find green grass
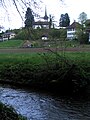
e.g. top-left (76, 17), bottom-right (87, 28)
top-left (0, 53), bottom-right (45, 65)
top-left (0, 40), bottom-right (24, 48)
top-left (0, 51), bottom-right (90, 64)
top-left (65, 52), bottom-right (90, 62)
top-left (0, 39), bottom-right (90, 48)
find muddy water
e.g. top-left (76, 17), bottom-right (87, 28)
top-left (0, 85), bottom-right (90, 120)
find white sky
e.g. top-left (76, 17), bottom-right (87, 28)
top-left (0, 0), bottom-right (90, 30)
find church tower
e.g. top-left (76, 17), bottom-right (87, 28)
top-left (43, 6), bottom-right (48, 21)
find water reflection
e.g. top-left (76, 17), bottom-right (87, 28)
top-left (0, 85), bottom-right (90, 120)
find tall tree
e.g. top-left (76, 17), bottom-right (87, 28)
top-left (65, 13), bottom-right (70, 26)
top-left (78, 12), bottom-right (88, 44)
top-left (78, 12), bottom-right (87, 25)
top-left (24, 7), bottom-right (34, 28)
top-left (59, 14), bottom-right (65, 27)
top-left (24, 7), bottom-right (34, 40)
top-left (49, 15), bottom-right (55, 29)
top-left (59, 13), bottom-right (70, 27)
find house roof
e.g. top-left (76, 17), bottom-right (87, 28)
top-left (67, 21), bottom-right (81, 29)
top-left (3, 32), bottom-right (15, 36)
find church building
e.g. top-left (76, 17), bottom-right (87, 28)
top-left (33, 7), bottom-right (50, 29)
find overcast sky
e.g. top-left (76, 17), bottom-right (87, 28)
top-left (0, 0), bottom-right (90, 31)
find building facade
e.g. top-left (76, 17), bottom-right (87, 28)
top-left (67, 21), bottom-right (81, 40)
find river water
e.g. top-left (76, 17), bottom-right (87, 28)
top-left (0, 85), bottom-right (90, 120)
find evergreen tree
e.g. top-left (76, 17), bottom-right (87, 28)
top-left (65, 13), bottom-right (70, 26)
top-left (24, 7), bottom-right (34, 28)
top-left (59, 14), bottom-right (65, 27)
top-left (59, 13), bottom-right (70, 27)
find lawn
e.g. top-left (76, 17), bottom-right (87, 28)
top-left (0, 39), bottom-right (24, 48)
top-left (0, 51), bottom-right (90, 64)
top-left (0, 39), bottom-right (90, 48)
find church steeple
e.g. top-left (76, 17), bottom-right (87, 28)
top-left (43, 6), bottom-right (48, 21)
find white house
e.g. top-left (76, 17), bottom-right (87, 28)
top-left (33, 21), bottom-right (49, 29)
top-left (2, 32), bottom-right (16, 40)
top-left (67, 21), bottom-right (81, 40)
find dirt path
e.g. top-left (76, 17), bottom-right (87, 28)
top-left (0, 47), bottom-right (90, 53)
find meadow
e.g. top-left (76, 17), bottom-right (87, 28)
top-left (0, 39), bottom-right (24, 48)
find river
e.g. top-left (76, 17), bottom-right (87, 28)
top-left (0, 85), bottom-right (90, 120)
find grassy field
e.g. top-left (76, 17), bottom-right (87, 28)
top-left (0, 51), bottom-right (90, 63)
top-left (0, 39), bottom-right (90, 48)
top-left (0, 40), bottom-right (24, 48)
top-left (0, 51), bottom-right (90, 72)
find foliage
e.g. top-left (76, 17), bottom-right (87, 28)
top-left (78, 12), bottom-right (87, 25)
top-left (77, 12), bottom-right (88, 44)
top-left (0, 52), bottom-right (89, 94)
top-left (77, 32), bottom-right (89, 44)
top-left (14, 28), bottom-right (66, 41)
top-left (59, 13), bottom-right (70, 27)
top-left (24, 7), bottom-right (34, 28)
top-left (15, 28), bottom-right (29, 40)
top-left (49, 29), bottom-right (60, 39)
top-left (49, 28), bottom-right (66, 39)
top-left (0, 102), bottom-right (26, 120)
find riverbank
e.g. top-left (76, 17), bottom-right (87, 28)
top-left (0, 51), bottom-right (90, 95)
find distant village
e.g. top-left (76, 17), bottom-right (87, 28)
top-left (0, 8), bottom-right (90, 43)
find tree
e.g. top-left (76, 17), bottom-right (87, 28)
top-left (24, 7), bottom-right (34, 28)
top-left (78, 12), bottom-right (87, 25)
top-left (0, 0), bottom-right (41, 20)
top-left (78, 12), bottom-right (88, 44)
top-left (59, 13), bottom-right (70, 27)
top-left (49, 15), bottom-right (55, 29)
top-left (24, 7), bottom-right (34, 40)
top-left (65, 13), bottom-right (70, 26)
top-left (0, 0), bottom-right (63, 20)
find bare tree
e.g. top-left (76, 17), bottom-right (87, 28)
top-left (0, 0), bottom-right (63, 17)
top-left (0, 0), bottom-right (43, 20)
top-left (0, 0), bottom-right (63, 27)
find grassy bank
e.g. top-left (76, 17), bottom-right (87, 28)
top-left (0, 51), bottom-right (90, 95)
top-left (0, 102), bottom-right (26, 120)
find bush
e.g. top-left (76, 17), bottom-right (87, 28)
top-left (0, 102), bottom-right (26, 120)
top-left (78, 32), bottom-right (89, 44)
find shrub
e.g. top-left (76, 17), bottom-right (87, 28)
top-left (0, 102), bottom-right (26, 120)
